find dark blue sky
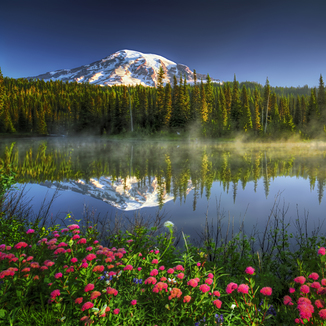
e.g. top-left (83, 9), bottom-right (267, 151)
top-left (1, 0), bottom-right (326, 87)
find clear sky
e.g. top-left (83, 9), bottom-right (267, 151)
top-left (1, 0), bottom-right (326, 87)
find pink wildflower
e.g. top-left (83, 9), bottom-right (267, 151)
top-left (319, 309), bottom-right (326, 320)
top-left (226, 282), bottom-right (238, 294)
top-left (294, 276), bottom-right (306, 285)
top-left (238, 284), bottom-right (249, 294)
top-left (71, 257), bottom-right (78, 263)
top-left (311, 282), bottom-right (321, 289)
top-left (81, 302), bottom-right (94, 311)
top-left (213, 290), bottom-right (221, 297)
top-left (167, 268), bottom-right (174, 274)
top-left (26, 229), bottom-right (35, 234)
top-left (318, 247), bottom-right (326, 255)
top-left (51, 289), bottom-right (61, 298)
top-left (283, 295), bottom-right (292, 305)
top-left (54, 273), bottom-right (63, 279)
top-left (207, 273), bottom-right (214, 279)
top-left (213, 299), bottom-right (222, 308)
top-left (315, 299), bottom-right (325, 308)
top-left (300, 285), bottom-right (310, 294)
top-left (205, 278), bottom-right (213, 285)
top-left (113, 308), bottom-right (120, 314)
top-left (187, 279), bottom-right (198, 288)
top-left (159, 266), bottom-right (165, 271)
top-left (84, 283), bottom-right (95, 292)
top-left (183, 295), bottom-right (191, 303)
top-left (289, 287), bottom-right (295, 293)
top-left (245, 266), bottom-right (255, 275)
top-left (85, 254), bottom-right (97, 261)
top-left (150, 269), bottom-right (158, 276)
top-left (90, 291), bottom-right (101, 300)
top-left (131, 300), bottom-right (137, 305)
top-left (124, 265), bottom-right (133, 271)
top-left (175, 265), bottom-right (184, 271)
top-left (260, 287), bottom-right (272, 296)
top-left (199, 284), bottom-right (210, 293)
top-left (308, 273), bottom-right (319, 281)
top-left (177, 273), bottom-right (184, 280)
top-left (151, 259), bottom-right (159, 264)
top-left (93, 265), bottom-right (104, 273)
top-left (77, 238), bottom-right (87, 244)
top-left (75, 297), bottom-right (83, 304)
top-left (68, 224), bottom-right (80, 231)
top-left (14, 242), bottom-right (28, 250)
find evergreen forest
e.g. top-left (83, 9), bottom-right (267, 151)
top-left (0, 66), bottom-right (326, 140)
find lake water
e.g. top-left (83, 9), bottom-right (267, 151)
top-left (1, 137), bottom-right (326, 254)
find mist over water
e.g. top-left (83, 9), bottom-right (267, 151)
top-left (1, 137), bottom-right (326, 253)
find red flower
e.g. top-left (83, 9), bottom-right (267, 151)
top-left (213, 299), bottom-right (222, 309)
top-left (90, 291), bottom-right (101, 300)
top-left (84, 283), bottom-right (95, 292)
top-left (260, 287), bottom-right (272, 296)
top-left (245, 266), bottom-right (255, 275)
top-left (81, 302), bottom-right (94, 311)
top-left (238, 284), bottom-right (249, 294)
top-left (75, 297), bottom-right (83, 304)
top-left (86, 254), bottom-right (97, 261)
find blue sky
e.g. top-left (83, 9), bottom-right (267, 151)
top-left (1, 0), bottom-right (326, 87)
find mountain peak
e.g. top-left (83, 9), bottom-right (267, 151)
top-left (25, 49), bottom-right (222, 87)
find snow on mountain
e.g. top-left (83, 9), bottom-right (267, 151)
top-left (25, 49), bottom-right (222, 87)
top-left (39, 176), bottom-right (194, 211)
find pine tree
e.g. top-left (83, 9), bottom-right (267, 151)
top-left (317, 74), bottom-right (326, 126)
top-left (190, 70), bottom-right (200, 121)
top-left (307, 88), bottom-right (318, 123)
top-left (253, 88), bottom-right (261, 134)
top-left (0, 67), bottom-right (5, 132)
top-left (182, 75), bottom-right (190, 125)
top-left (200, 80), bottom-right (208, 124)
top-left (263, 78), bottom-right (270, 134)
top-left (156, 66), bottom-right (165, 129)
top-left (205, 74), bottom-right (214, 121)
top-left (218, 87), bottom-right (228, 132)
top-left (301, 95), bottom-right (307, 125)
top-left (231, 74), bottom-right (241, 130)
top-left (294, 95), bottom-right (301, 126)
top-left (170, 75), bottom-right (179, 128)
top-left (240, 85), bottom-right (252, 132)
top-left (163, 82), bottom-right (172, 127)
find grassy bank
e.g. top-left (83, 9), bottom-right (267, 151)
top-left (1, 175), bottom-right (326, 325)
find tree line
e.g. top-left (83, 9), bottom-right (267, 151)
top-left (0, 67), bottom-right (325, 139)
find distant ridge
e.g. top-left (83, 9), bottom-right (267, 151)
top-left (24, 49), bottom-right (222, 87)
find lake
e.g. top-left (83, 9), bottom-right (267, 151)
top-left (1, 137), bottom-right (326, 254)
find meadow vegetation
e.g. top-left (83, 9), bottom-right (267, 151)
top-left (1, 168), bottom-right (326, 325)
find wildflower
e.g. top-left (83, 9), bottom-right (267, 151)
top-left (160, 276), bottom-right (167, 282)
top-left (40, 266), bottom-right (48, 271)
top-left (72, 234), bottom-right (80, 240)
top-left (14, 242), bottom-right (28, 250)
top-left (66, 266), bottom-right (74, 273)
top-left (71, 257), bottom-right (78, 263)
top-left (54, 248), bottom-right (66, 255)
top-left (30, 262), bottom-right (40, 269)
top-left (168, 288), bottom-right (182, 300)
top-left (113, 308), bottom-right (120, 314)
top-left (308, 273), bottom-right (319, 281)
top-left (77, 238), bottom-right (87, 244)
top-left (197, 262), bottom-right (201, 267)
top-left (93, 265), bottom-right (104, 273)
top-left (86, 246), bottom-right (93, 251)
top-left (300, 285), bottom-right (310, 294)
top-left (205, 278), bottom-right (213, 285)
top-left (86, 254), bottom-right (97, 261)
top-left (106, 287), bottom-right (118, 296)
top-left (176, 273), bottom-right (184, 279)
top-left (81, 302), bottom-right (94, 312)
top-left (26, 229), bottom-right (35, 234)
top-left (54, 273), bottom-right (63, 279)
top-left (315, 299), bottom-right (325, 308)
top-left (175, 265), bottom-right (184, 271)
top-left (319, 309), bottom-right (326, 320)
top-left (231, 304), bottom-right (236, 309)
top-left (45, 261), bottom-right (55, 267)
top-left (152, 259), bottom-right (159, 264)
top-left (213, 299), bottom-right (222, 309)
top-left (167, 268), bottom-right (174, 274)
top-left (126, 239), bottom-right (133, 243)
top-left (137, 267), bottom-right (142, 271)
top-left (226, 282), bottom-right (238, 294)
top-left (294, 276), bottom-right (306, 285)
top-left (150, 269), bottom-right (158, 276)
top-left (207, 273), bottom-right (214, 279)
top-left (238, 284), bottom-right (249, 294)
top-left (93, 240), bottom-right (99, 244)
top-left (322, 279), bottom-right (326, 286)
top-left (90, 291), bottom-right (101, 300)
top-left (21, 268), bottom-right (30, 273)
top-left (84, 284), bottom-right (95, 292)
top-left (68, 224), bottom-right (80, 231)
top-left (213, 290), bottom-right (220, 297)
top-left (283, 295), bottom-right (292, 306)
top-left (51, 289), bottom-right (61, 298)
top-left (245, 266), bottom-right (255, 275)
top-left (57, 242), bottom-right (68, 247)
top-left (199, 284), bottom-right (210, 293)
top-left (159, 266), bottom-right (165, 271)
top-left (131, 300), bottom-right (137, 305)
top-left (289, 287), bottom-right (295, 293)
top-left (260, 287), bottom-right (272, 296)
top-left (318, 247), bottom-right (326, 255)
top-left (183, 295), bottom-right (191, 303)
top-left (152, 282), bottom-right (168, 293)
top-left (311, 282), bottom-right (321, 289)
top-left (75, 297), bottom-right (83, 304)
top-left (124, 265), bottom-right (133, 271)
top-left (164, 221), bottom-right (174, 232)
top-left (297, 303), bottom-right (314, 320)
top-left (144, 277), bottom-right (157, 285)
top-left (80, 262), bottom-right (89, 268)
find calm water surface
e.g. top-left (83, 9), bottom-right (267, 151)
top-left (1, 137), bottom-right (326, 253)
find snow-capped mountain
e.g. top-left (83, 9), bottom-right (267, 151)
top-left (40, 176), bottom-right (194, 211)
top-left (26, 49), bottom-right (222, 87)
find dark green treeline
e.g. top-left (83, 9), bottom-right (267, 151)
top-left (0, 66), bottom-right (326, 139)
top-left (1, 141), bottom-right (325, 207)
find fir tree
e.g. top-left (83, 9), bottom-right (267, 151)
top-left (240, 85), bottom-right (252, 132)
top-left (317, 74), bottom-right (326, 126)
top-left (190, 69), bottom-right (200, 121)
top-left (253, 88), bottom-right (261, 134)
top-left (163, 82), bottom-right (172, 127)
top-left (231, 74), bottom-right (241, 130)
top-left (156, 66), bottom-right (165, 129)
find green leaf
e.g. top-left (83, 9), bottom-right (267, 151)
top-left (0, 309), bottom-right (6, 318)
